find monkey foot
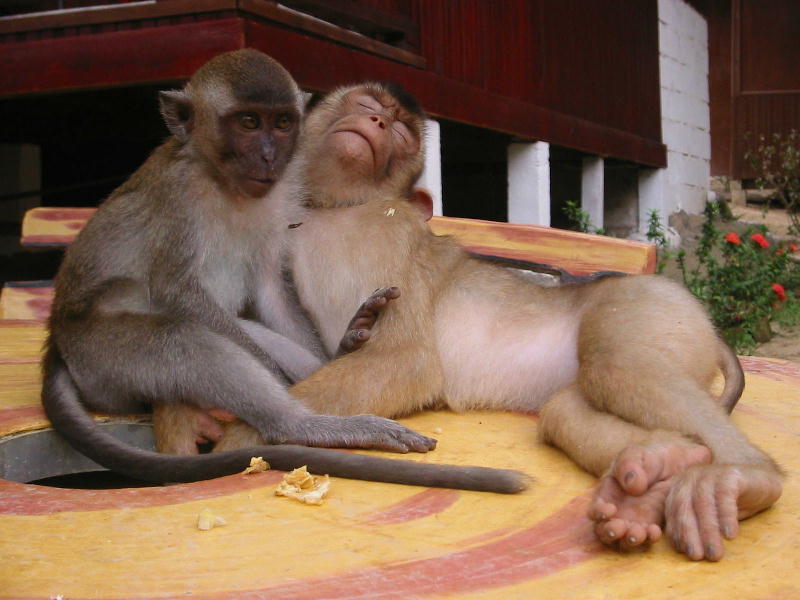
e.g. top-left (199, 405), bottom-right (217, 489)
top-left (337, 287), bottom-right (400, 356)
top-left (664, 463), bottom-right (783, 561)
top-left (588, 442), bottom-right (711, 550)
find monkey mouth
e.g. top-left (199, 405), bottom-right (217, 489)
top-left (248, 176), bottom-right (275, 185)
top-left (332, 129), bottom-right (378, 167)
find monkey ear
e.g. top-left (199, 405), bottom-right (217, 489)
top-left (410, 188), bottom-right (434, 221)
top-left (159, 90), bottom-right (194, 142)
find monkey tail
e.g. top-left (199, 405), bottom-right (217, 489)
top-left (717, 340), bottom-right (745, 413)
top-left (39, 344), bottom-right (529, 494)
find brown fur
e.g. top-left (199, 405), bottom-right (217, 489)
top-left (216, 83), bottom-right (783, 561)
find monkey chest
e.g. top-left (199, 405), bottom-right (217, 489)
top-left (197, 243), bottom-right (256, 314)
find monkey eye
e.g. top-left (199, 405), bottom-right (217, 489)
top-left (275, 114), bottom-right (293, 130)
top-left (238, 113), bottom-right (261, 130)
top-left (393, 122), bottom-right (411, 145)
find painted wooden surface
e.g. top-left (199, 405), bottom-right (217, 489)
top-left (429, 216), bottom-right (657, 276)
top-left (20, 207), bottom-right (97, 248)
top-left (0, 318), bottom-right (798, 598)
top-left (19, 208), bottom-right (656, 278)
top-left (0, 282), bottom-right (53, 321)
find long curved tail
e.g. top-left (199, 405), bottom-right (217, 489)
top-left (40, 345), bottom-right (529, 493)
top-left (718, 340), bottom-right (745, 413)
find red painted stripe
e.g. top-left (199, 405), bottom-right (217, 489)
top-left (255, 497), bottom-right (598, 599)
top-left (0, 320), bottom-right (43, 328)
top-left (1, 494), bottom-right (600, 600)
top-left (32, 208), bottom-right (96, 222)
top-left (361, 488), bottom-right (460, 525)
top-left (0, 472), bottom-right (284, 515)
top-left (197, 495), bottom-right (600, 600)
top-left (0, 405), bottom-right (47, 428)
top-left (739, 356), bottom-right (800, 385)
top-left (0, 357), bottom-right (40, 364)
top-left (20, 235), bottom-right (76, 246)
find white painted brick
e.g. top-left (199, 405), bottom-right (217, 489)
top-left (508, 142), bottom-right (551, 226)
top-left (676, 182), bottom-right (707, 213)
top-left (668, 152), bottom-right (709, 189)
top-left (663, 120), bottom-right (711, 159)
top-left (659, 0), bottom-right (677, 27)
top-left (659, 24), bottom-right (681, 59)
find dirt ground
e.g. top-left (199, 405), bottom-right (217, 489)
top-left (667, 202), bottom-right (800, 362)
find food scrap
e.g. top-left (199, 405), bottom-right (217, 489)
top-left (275, 466), bottom-right (331, 505)
top-left (197, 508), bottom-right (226, 531)
top-left (385, 207), bottom-right (396, 217)
top-left (433, 427), bottom-right (443, 434)
top-left (242, 456), bottom-right (270, 474)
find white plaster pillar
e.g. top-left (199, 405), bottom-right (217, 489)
top-left (581, 156), bottom-right (604, 231)
top-left (507, 141), bottom-right (550, 226)
top-left (415, 118), bottom-right (443, 216)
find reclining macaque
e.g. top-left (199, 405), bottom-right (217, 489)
top-left (40, 50), bottom-right (528, 494)
top-left (214, 82), bottom-right (783, 562)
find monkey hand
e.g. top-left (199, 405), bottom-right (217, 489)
top-left (664, 463), bottom-right (783, 562)
top-left (274, 414), bottom-right (436, 453)
top-left (337, 287), bottom-right (401, 356)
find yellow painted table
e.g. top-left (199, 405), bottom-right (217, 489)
top-left (0, 320), bottom-right (798, 599)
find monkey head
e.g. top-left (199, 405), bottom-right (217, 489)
top-left (159, 49), bottom-right (304, 199)
top-left (299, 82), bottom-right (427, 209)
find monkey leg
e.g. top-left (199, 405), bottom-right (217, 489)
top-left (61, 314), bottom-right (436, 453)
top-left (152, 403), bottom-right (226, 454)
top-left (290, 342), bottom-right (443, 419)
top-left (213, 421), bottom-right (265, 452)
top-left (540, 385), bottom-right (712, 550)
top-left (577, 353), bottom-right (783, 561)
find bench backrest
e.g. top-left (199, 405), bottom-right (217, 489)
top-left (2, 207), bottom-right (656, 321)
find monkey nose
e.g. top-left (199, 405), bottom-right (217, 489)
top-left (370, 115), bottom-right (387, 129)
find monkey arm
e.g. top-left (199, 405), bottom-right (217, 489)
top-left (236, 319), bottom-right (323, 383)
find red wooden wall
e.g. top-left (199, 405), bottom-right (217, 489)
top-left (708, 0), bottom-right (800, 178)
top-left (0, 0), bottom-right (665, 168)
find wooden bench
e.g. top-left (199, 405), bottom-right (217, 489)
top-left (2, 207), bottom-right (656, 321)
top-left (2, 207), bottom-right (798, 599)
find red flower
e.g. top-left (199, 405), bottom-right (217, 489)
top-left (751, 233), bottom-right (769, 248)
top-left (724, 232), bottom-right (741, 245)
top-left (772, 283), bottom-right (787, 302)
top-left (790, 243), bottom-right (799, 253)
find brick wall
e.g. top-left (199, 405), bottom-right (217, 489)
top-left (658, 0), bottom-right (711, 216)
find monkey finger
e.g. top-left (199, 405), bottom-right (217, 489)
top-left (598, 518), bottom-right (629, 544)
top-left (718, 493), bottom-right (740, 540)
top-left (667, 498), bottom-right (704, 560)
top-left (338, 329), bottom-right (372, 354)
top-left (693, 480), bottom-right (725, 561)
top-left (588, 498), bottom-right (618, 522)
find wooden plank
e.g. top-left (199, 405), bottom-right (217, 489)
top-left (20, 207), bottom-right (657, 276)
top-left (21, 206), bottom-right (95, 247)
top-left (429, 216), bottom-right (657, 276)
top-left (0, 281), bottom-right (53, 321)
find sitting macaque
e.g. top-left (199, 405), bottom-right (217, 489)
top-left (41, 50), bottom-right (528, 494)
top-left (213, 82), bottom-right (782, 562)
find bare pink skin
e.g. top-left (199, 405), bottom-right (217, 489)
top-left (589, 443), bottom-right (712, 551)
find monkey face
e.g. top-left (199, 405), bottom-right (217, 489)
top-left (315, 89), bottom-right (421, 183)
top-left (217, 104), bottom-right (301, 198)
